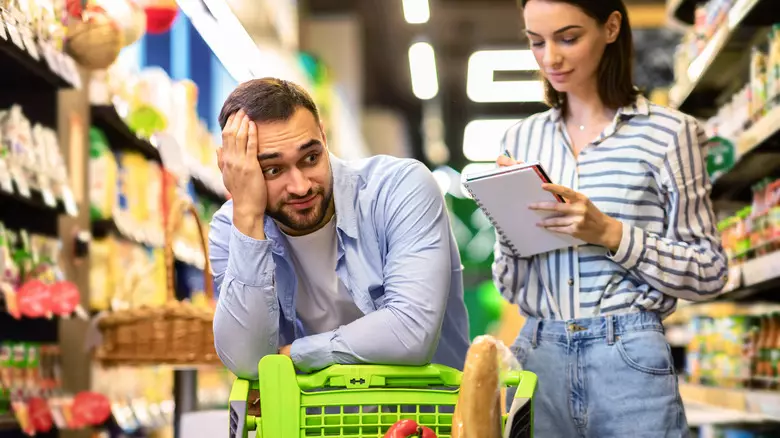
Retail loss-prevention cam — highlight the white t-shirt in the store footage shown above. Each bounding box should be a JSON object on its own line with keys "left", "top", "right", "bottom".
{"left": 284, "top": 216, "right": 364, "bottom": 334}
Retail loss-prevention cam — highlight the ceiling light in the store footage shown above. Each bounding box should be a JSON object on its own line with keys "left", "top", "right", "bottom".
{"left": 408, "top": 42, "right": 439, "bottom": 100}
{"left": 463, "top": 118, "right": 522, "bottom": 162}
{"left": 403, "top": 0, "right": 430, "bottom": 24}
{"left": 466, "top": 49, "right": 544, "bottom": 103}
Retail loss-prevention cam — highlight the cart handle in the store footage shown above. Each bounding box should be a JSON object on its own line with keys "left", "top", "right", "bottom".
{"left": 296, "top": 362, "right": 463, "bottom": 390}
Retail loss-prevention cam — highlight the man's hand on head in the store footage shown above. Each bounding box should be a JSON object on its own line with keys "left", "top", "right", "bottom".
{"left": 220, "top": 110, "right": 267, "bottom": 239}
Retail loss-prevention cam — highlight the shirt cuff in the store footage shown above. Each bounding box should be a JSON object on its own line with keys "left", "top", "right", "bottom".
{"left": 227, "top": 225, "right": 275, "bottom": 286}
{"left": 606, "top": 225, "right": 645, "bottom": 270}
{"left": 290, "top": 331, "right": 336, "bottom": 373}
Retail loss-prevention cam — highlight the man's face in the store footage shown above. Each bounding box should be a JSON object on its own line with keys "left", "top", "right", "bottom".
{"left": 255, "top": 108, "right": 332, "bottom": 235}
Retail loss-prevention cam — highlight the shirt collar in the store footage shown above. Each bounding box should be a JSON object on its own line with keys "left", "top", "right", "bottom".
{"left": 329, "top": 154, "right": 360, "bottom": 240}
{"left": 548, "top": 93, "right": 650, "bottom": 144}
{"left": 548, "top": 93, "right": 650, "bottom": 123}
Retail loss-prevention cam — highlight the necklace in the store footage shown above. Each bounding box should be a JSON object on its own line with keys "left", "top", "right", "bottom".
{"left": 578, "top": 125, "right": 585, "bottom": 131}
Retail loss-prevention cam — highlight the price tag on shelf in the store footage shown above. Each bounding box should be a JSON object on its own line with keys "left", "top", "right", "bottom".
{"left": 9, "top": 166, "right": 30, "bottom": 198}
{"left": 0, "top": 17, "right": 8, "bottom": 40}
{"left": 0, "top": 159, "right": 13, "bottom": 193}
{"left": 2, "top": 12, "right": 24, "bottom": 49}
{"left": 40, "top": 43, "right": 60, "bottom": 76}
{"left": 60, "top": 186, "right": 78, "bottom": 216}
{"left": 20, "top": 29, "right": 39, "bottom": 61}
{"left": 60, "top": 55, "right": 81, "bottom": 89}
{"left": 38, "top": 175, "right": 56, "bottom": 207}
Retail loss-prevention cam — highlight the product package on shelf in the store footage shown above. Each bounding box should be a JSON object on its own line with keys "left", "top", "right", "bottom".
{"left": 0, "top": 104, "right": 78, "bottom": 214}
{"left": 0, "top": 342, "right": 112, "bottom": 435}
{"left": 0, "top": 222, "right": 85, "bottom": 320}
{"left": 89, "top": 63, "right": 226, "bottom": 201}
{"left": 685, "top": 303, "right": 780, "bottom": 391}
{"left": 719, "top": 177, "right": 780, "bottom": 264}
{"left": 0, "top": 0, "right": 81, "bottom": 86}
{"left": 702, "top": 23, "right": 780, "bottom": 181}
{"left": 91, "top": 365, "right": 174, "bottom": 436}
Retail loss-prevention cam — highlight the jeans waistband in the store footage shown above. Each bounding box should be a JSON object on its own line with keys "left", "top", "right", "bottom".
{"left": 521, "top": 311, "right": 664, "bottom": 347}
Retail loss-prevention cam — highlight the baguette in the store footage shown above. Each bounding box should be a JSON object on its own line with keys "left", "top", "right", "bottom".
{"left": 452, "top": 336, "right": 502, "bottom": 438}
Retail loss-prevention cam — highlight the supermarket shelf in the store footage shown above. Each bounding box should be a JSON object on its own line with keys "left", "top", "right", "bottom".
{"left": 91, "top": 216, "right": 164, "bottom": 248}
{"left": 667, "top": 0, "right": 696, "bottom": 25}
{"left": 0, "top": 312, "right": 58, "bottom": 343}
{"left": 91, "top": 217, "right": 206, "bottom": 269}
{"left": 666, "top": 324, "right": 693, "bottom": 347}
{"left": 90, "top": 105, "right": 163, "bottom": 163}
{"left": 711, "top": 104, "right": 780, "bottom": 203}
{"left": 0, "top": 188, "right": 66, "bottom": 237}
{"left": 680, "top": 382, "right": 780, "bottom": 421}
{"left": 0, "top": 24, "right": 77, "bottom": 90}
{"left": 0, "top": 413, "right": 18, "bottom": 431}
{"left": 669, "top": 0, "right": 778, "bottom": 115}
{"left": 717, "top": 251, "right": 780, "bottom": 302}
{"left": 188, "top": 161, "right": 228, "bottom": 203}
{"left": 192, "top": 175, "right": 227, "bottom": 204}
{"left": 685, "top": 402, "right": 770, "bottom": 427}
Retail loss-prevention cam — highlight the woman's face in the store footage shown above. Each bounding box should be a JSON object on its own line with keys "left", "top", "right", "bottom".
{"left": 523, "top": 0, "right": 620, "bottom": 95}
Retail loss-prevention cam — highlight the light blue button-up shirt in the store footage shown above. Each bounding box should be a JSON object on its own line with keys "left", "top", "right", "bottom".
{"left": 209, "top": 154, "right": 470, "bottom": 378}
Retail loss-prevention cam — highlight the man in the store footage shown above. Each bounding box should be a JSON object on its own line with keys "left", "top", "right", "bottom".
{"left": 210, "top": 77, "right": 470, "bottom": 379}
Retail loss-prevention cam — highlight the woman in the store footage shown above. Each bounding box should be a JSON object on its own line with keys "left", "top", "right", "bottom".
{"left": 494, "top": 0, "right": 727, "bottom": 436}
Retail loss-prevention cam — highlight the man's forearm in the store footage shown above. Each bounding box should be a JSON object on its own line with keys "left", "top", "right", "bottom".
{"left": 290, "top": 304, "right": 443, "bottom": 372}
{"left": 213, "top": 226, "right": 278, "bottom": 379}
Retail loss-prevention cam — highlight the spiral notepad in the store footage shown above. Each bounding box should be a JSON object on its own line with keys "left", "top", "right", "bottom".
{"left": 463, "top": 161, "right": 583, "bottom": 258}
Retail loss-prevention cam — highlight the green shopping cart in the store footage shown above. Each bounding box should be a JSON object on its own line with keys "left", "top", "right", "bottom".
{"left": 228, "top": 354, "right": 537, "bottom": 438}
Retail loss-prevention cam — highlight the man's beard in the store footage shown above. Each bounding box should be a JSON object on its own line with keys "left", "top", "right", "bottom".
{"left": 267, "top": 186, "right": 333, "bottom": 233}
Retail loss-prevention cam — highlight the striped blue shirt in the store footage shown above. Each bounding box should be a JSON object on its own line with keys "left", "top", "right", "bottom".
{"left": 492, "top": 95, "right": 728, "bottom": 320}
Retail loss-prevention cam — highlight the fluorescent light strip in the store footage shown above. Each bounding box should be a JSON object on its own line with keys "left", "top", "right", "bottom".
{"left": 466, "top": 49, "right": 544, "bottom": 103}
{"left": 176, "top": 0, "right": 254, "bottom": 82}
{"left": 403, "top": 0, "right": 430, "bottom": 24}
{"left": 409, "top": 42, "right": 439, "bottom": 100}
{"left": 462, "top": 118, "right": 522, "bottom": 162}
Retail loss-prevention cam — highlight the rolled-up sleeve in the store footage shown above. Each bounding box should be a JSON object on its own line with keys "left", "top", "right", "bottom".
{"left": 210, "top": 204, "right": 279, "bottom": 379}
{"left": 607, "top": 117, "right": 728, "bottom": 301}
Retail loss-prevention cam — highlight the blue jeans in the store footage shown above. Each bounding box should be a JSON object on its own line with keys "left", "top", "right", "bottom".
{"left": 509, "top": 312, "right": 689, "bottom": 438}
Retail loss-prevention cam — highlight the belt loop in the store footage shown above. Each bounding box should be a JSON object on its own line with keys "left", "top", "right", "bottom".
{"left": 531, "top": 318, "right": 540, "bottom": 348}
{"left": 606, "top": 315, "right": 615, "bottom": 345}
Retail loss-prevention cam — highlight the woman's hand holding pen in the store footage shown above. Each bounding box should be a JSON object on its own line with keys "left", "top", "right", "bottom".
{"left": 496, "top": 150, "right": 519, "bottom": 167}
{"left": 531, "top": 184, "right": 623, "bottom": 253}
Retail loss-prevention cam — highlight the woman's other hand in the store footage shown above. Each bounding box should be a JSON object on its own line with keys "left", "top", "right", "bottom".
{"left": 531, "top": 183, "right": 623, "bottom": 252}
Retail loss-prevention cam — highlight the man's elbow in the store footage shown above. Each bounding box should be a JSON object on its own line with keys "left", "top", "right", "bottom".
{"left": 214, "top": 337, "right": 276, "bottom": 379}
{"left": 213, "top": 311, "right": 278, "bottom": 379}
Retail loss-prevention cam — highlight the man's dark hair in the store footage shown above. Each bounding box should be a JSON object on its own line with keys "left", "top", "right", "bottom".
{"left": 519, "top": 0, "right": 639, "bottom": 111}
{"left": 217, "top": 77, "right": 320, "bottom": 129}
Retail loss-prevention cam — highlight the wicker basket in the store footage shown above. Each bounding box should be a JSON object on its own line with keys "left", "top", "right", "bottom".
{"left": 96, "top": 198, "right": 218, "bottom": 366}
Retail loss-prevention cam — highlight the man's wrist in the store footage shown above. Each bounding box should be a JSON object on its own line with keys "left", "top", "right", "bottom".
{"left": 233, "top": 209, "right": 266, "bottom": 240}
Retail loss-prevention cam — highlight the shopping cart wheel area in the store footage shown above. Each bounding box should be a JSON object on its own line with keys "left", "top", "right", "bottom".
{"left": 228, "top": 354, "right": 537, "bottom": 438}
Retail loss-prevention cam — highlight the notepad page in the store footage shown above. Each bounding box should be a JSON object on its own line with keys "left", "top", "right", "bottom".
{"left": 464, "top": 166, "right": 583, "bottom": 258}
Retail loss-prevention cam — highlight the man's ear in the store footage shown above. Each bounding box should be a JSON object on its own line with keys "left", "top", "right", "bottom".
{"left": 605, "top": 11, "right": 621, "bottom": 44}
